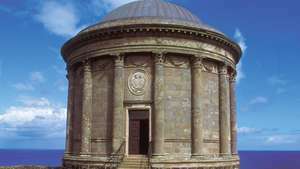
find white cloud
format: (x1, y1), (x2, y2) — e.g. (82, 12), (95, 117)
(238, 127), (261, 134)
(0, 5), (12, 13)
(268, 76), (288, 94)
(234, 28), (247, 53)
(101, 0), (137, 9)
(265, 135), (299, 145)
(18, 96), (50, 107)
(236, 61), (245, 84)
(52, 65), (66, 75)
(13, 83), (35, 91)
(12, 71), (45, 91)
(54, 79), (68, 92)
(0, 97), (66, 138)
(30, 71), (45, 83)
(250, 96), (268, 105)
(85, 0), (137, 17)
(35, 1), (84, 37)
(234, 29), (247, 84)
(268, 76), (287, 86)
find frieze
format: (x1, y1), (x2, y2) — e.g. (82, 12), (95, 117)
(66, 37), (237, 69)
(165, 55), (190, 68)
(203, 60), (218, 74)
(92, 59), (113, 71)
(125, 55), (151, 67)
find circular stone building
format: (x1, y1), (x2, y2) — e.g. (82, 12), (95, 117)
(61, 0), (242, 168)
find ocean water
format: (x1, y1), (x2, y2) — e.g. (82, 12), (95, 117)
(0, 150), (299, 169)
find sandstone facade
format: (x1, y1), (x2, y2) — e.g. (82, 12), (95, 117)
(61, 0), (242, 168)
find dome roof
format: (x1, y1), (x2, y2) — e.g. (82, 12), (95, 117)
(103, 0), (201, 24)
(80, 0), (220, 34)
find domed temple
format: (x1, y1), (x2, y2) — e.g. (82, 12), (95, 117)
(61, 0), (242, 168)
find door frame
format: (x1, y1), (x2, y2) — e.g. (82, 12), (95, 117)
(125, 104), (152, 156)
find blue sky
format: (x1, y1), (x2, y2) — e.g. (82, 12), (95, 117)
(0, 0), (299, 150)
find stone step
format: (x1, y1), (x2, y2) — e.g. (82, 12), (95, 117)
(119, 161), (149, 166)
(118, 166), (150, 169)
(118, 164), (149, 169)
(118, 155), (150, 169)
(121, 159), (148, 163)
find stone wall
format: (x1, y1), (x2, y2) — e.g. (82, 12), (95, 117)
(72, 65), (83, 154)
(91, 58), (114, 155)
(164, 55), (191, 157)
(202, 63), (220, 154)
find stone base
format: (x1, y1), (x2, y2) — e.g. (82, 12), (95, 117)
(63, 155), (240, 169)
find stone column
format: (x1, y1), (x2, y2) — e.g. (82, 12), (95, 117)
(191, 56), (205, 157)
(152, 52), (165, 157)
(112, 54), (125, 154)
(80, 60), (93, 155)
(65, 67), (74, 155)
(219, 63), (231, 156)
(230, 72), (238, 155)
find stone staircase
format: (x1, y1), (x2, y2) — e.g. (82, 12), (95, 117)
(118, 155), (149, 169)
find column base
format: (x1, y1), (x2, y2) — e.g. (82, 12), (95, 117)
(79, 153), (91, 157)
(64, 151), (72, 155)
(152, 154), (165, 158)
(220, 153), (232, 158)
(191, 154), (205, 159)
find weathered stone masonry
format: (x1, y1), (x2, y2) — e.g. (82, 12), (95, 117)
(61, 0), (242, 168)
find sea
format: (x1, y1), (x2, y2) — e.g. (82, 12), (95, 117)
(0, 150), (299, 169)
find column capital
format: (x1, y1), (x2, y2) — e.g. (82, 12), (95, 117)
(82, 59), (92, 72)
(153, 51), (166, 64)
(191, 55), (205, 69)
(219, 62), (229, 75)
(229, 73), (237, 82)
(113, 53), (124, 67)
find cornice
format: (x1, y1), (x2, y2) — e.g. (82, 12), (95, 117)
(61, 24), (242, 64)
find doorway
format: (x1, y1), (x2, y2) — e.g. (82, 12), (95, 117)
(128, 110), (149, 155)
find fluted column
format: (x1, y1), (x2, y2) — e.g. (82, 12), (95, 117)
(191, 56), (205, 157)
(152, 52), (165, 157)
(65, 67), (74, 155)
(219, 63), (231, 156)
(230, 73), (238, 155)
(112, 54), (125, 154)
(80, 60), (93, 155)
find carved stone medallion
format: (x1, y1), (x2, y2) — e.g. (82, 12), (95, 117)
(128, 70), (148, 96)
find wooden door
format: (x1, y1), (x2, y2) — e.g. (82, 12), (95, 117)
(129, 119), (140, 154)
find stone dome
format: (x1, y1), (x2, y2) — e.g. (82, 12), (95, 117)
(103, 0), (201, 24)
(62, 1), (241, 168)
(80, 0), (219, 34)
